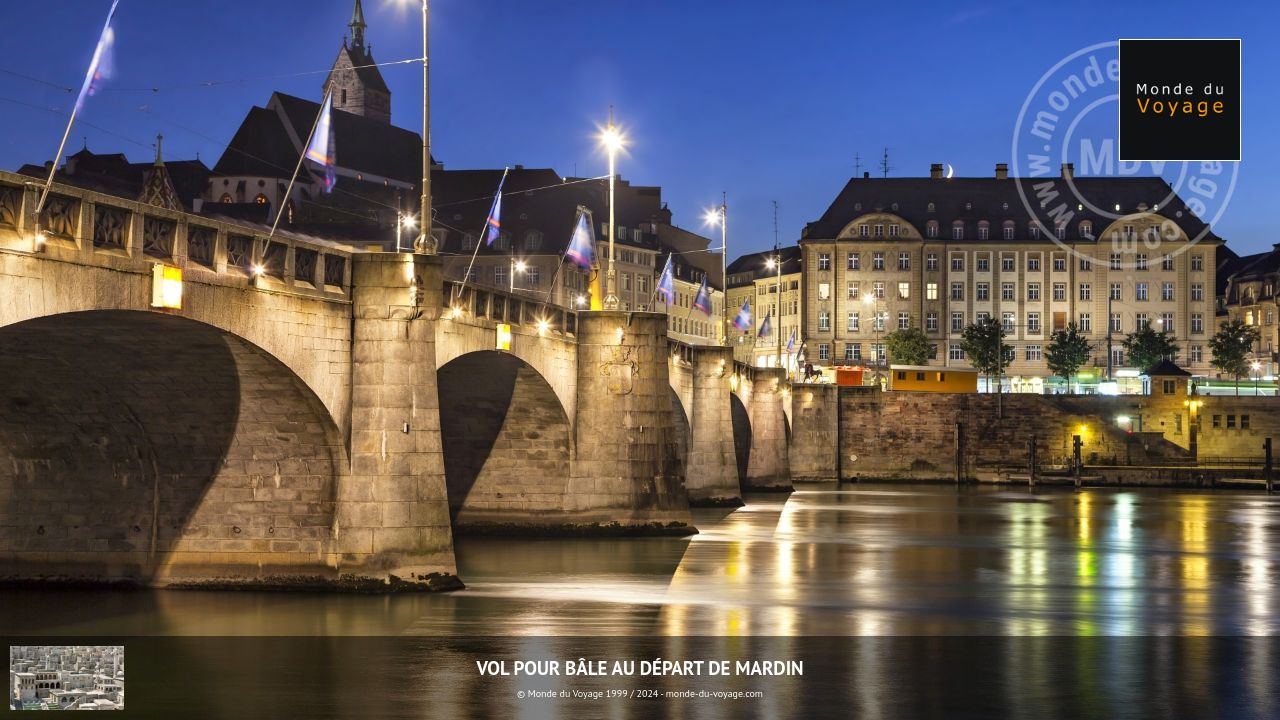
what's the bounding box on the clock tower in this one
[323,0,392,124]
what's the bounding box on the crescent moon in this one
[945,164,954,179]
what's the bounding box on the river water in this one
[5,484,1280,718]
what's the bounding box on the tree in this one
[1045,322,1093,391]
[884,327,931,366]
[1209,318,1261,395]
[1122,324,1179,373]
[960,318,1012,383]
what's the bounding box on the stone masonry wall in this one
[0,312,343,584]
[438,353,572,529]
[563,312,692,531]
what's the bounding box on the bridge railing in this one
[442,279,577,336]
[0,171,354,300]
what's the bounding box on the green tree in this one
[1209,318,1261,395]
[1122,324,1179,373]
[960,318,1012,383]
[884,327,931,366]
[1045,322,1093,391]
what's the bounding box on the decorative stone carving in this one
[93,205,128,249]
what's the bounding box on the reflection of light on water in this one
[1242,508,1272,635]
[1179,497,1210,635]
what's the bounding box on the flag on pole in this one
[566,210,595,269]
[757,310,772,339]
[304,93,336,193]
[483,174,506,245]
[74,0,121,113]
[656,256,674,306]
[692,276,712,315]
[732,301,752,332]
[786,329,796,353]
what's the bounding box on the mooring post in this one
[1028,434,1037,489]
[1265,437,1273,493]
[1073,434,1083,489]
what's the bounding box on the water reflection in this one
[4,485,1280,638]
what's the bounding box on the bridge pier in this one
[563,312,695,534]
[683,346,742,506]
[338,254,461,589]
[745,368,793,492]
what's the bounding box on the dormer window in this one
[952,221,964,240]
[1079,220,1093,238]
[977,221,990,240]
[1002,220,1015,240]
[926,220,938,238]
[927,202,936,213]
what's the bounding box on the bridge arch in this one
[436,350,572,530]
[0,310,346,583]
[730,393,752,485]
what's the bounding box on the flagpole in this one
[456,167,508,305]
[36,0,120,219]
[269,87,333,240]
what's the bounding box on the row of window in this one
[814,309,1209,336]
[855,219,1171,243]
[813,342,1213,367]
[817,279,1206,304]
[669,316,715,338]
[816,251,1206,273]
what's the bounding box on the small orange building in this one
[887,365,978,393]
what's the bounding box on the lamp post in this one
[599,112,625,311]
[863,292,883,386]
[705,200,728,344]
[1253,360,1262,396]
[397,212,417,252]
[418,0,432,252]
[511,259,525,293]
[767,255,783,371]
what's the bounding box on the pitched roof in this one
[802,174,1220,244]
[432,168,671,258]
[212,92,420,183]
[15,147,210,211]
[344,45,389,94]
[1143,359,1191,377]
[726,246,802,287]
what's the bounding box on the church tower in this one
[323,0,391,123]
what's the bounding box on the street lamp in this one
[396,212,417,252]
[766,255,783,371]
[392,0,434,251]
[704,201,727,344]
[511,259,526,293]
[862,292,883,386]
[1252,360,1262,396]
[598,113,626,311]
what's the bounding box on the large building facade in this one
[726,247,802,369]
[798,163,1224,391]
[1219,244,1280,381]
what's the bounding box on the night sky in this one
[2,0,1277,255]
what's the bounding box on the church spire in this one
[349,0,367,49]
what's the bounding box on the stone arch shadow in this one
[730,393,752,486]
[436,350,573,531]
[0,310,347,583]
[668,388,690,481]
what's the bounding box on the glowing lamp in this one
[496,323,512,351]
[151,264,183,309]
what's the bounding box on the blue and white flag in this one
[74,0,121,113]
[304,93,336,193]
[786,329,796,352]
[483,174,506,245]
[757,310,772,339]
[656,256,674,306]
[692,276,712,315]
[732,301,752,332]
[566,210,595,269]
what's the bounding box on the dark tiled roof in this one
[16,148,210,211]
[802,175,1220,244]
[726,246,802,287]
[657,249,722,291]
[432,168,670,258]
[1143,359,1191,377]
[212,93,420,183]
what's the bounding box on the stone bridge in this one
[0,172,790,591]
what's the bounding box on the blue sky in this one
[2,0,1277,255]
